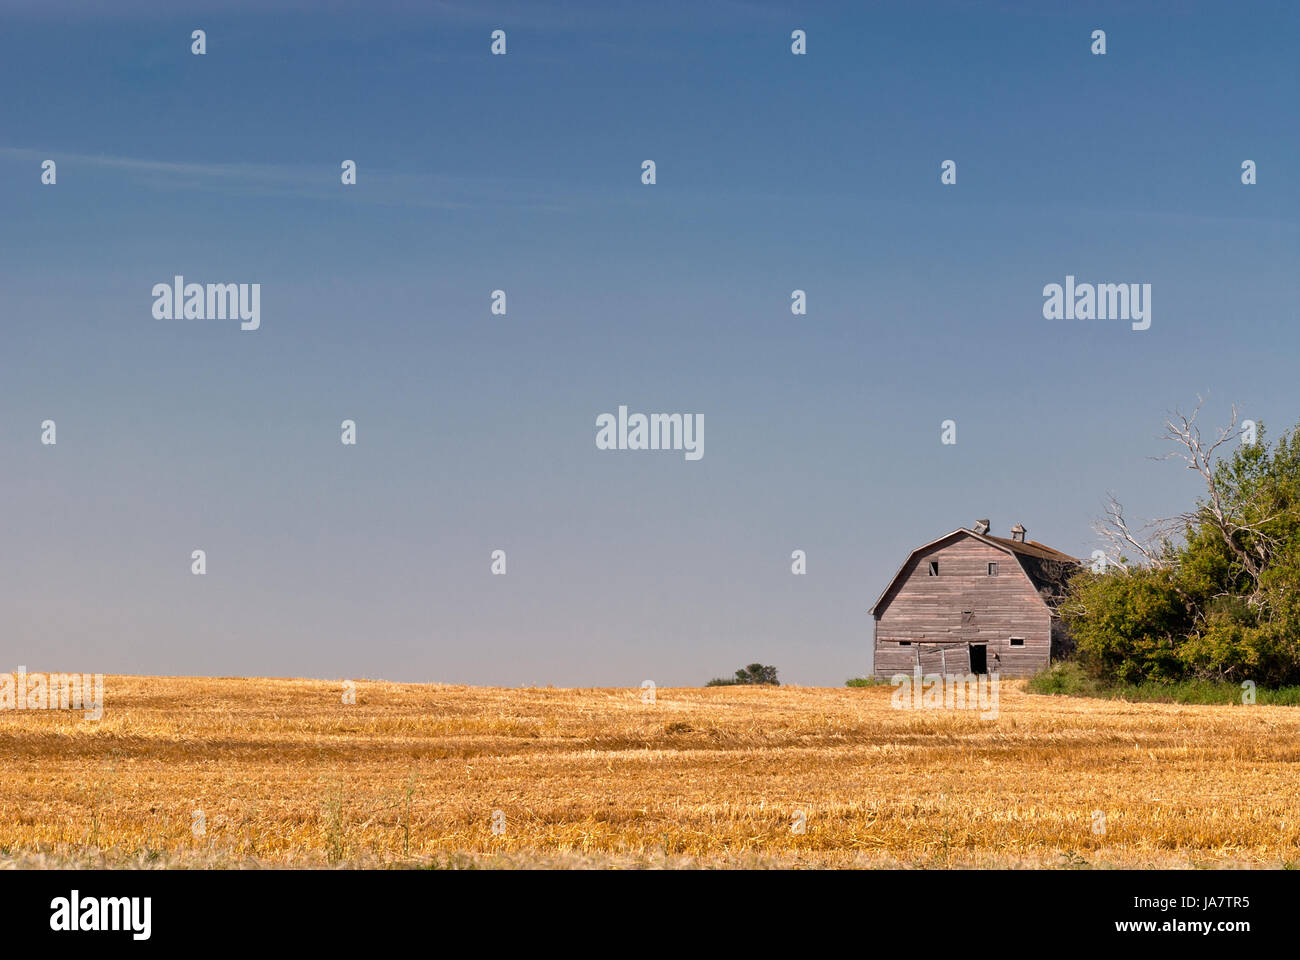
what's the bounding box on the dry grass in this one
[1,676,1298,868]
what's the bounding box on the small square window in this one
[899,640,912,646]
[1009,637,1025,647]
[928,561,939,576]
[988,562,998,576]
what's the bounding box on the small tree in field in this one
[706,663,779,686]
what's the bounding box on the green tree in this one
[706,663,779,686]
[1064,404,1300,686]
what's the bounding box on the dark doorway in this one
[969,644,987,675]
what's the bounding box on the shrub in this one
[1027,662,1099,697]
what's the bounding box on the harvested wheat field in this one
[2,675,1298,869]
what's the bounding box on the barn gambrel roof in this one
[869,528,1079,617]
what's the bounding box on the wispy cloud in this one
[0,146,574,212]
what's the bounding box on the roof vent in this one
[1011,523,1026,543]
[973,519,990,535]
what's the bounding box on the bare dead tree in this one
[1155,397,1287,602]
[1088,397,1284,597]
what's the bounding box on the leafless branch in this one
[1090,492,1173,573]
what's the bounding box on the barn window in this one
[898,641,912,646]
[1009,637,1025,647]
[928,561,939,576]
[961,610,974,626]
[988,562,998,576]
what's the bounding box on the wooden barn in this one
[870,521,1078,678]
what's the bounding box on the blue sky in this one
[1,0,1296,685]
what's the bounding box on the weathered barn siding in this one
[873,533,1053,678]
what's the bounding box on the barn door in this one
[917,645,945,674]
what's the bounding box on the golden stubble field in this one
[1,676,1298,868]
